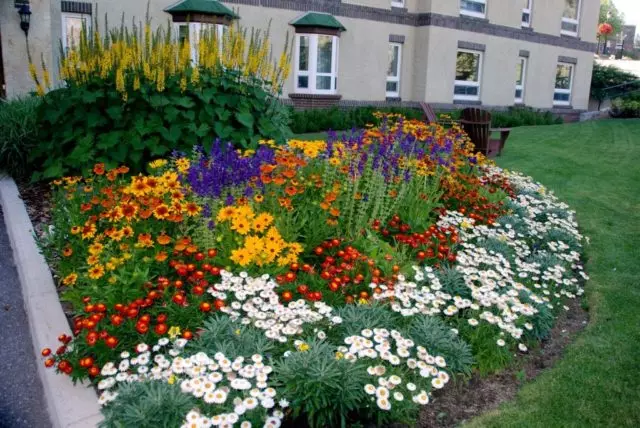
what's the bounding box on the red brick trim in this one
[289,93,342,109]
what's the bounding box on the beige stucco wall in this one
[2,0,598,109]
[423,26,594,110]
[1,0,61,98]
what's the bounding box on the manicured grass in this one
[468,119,640,427]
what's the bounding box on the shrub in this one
[406,316,475,375]
[491,106,563,128]
[590,63,640,104]
[30,21,292,180]
[273,339,369,427]
[100,381,197,428]
[0,97,40,179]
[611,94,640,118]
[289,106,423,134]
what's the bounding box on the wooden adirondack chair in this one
[420,102,459,127]
[420,102,438,124]
[459,108,511,157]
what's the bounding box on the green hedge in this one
[611,94,640,118]
[289,106,424,134]
[290,105,561,134]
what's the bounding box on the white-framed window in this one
[522,0,532,27]
[391,0,405,7]
[386,43,402,97]
[515,57,527,103]
[294,33,339,94]
[561,0,580,37]
[460,0,486,19]
[553,63,574,105]
[454,49,482,101]
[62,12,91,51]
[173,22,227,63]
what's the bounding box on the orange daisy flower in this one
[185,202,201,217]
[93,163,105,175]
[155,251,168,262]
[62,247,73,257]
[156,234,172,245]
[153,204,170,220]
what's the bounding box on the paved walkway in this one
[0,207,51,428]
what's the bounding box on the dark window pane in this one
[317,76,332,90]
[298,36,309,71]
[555,65,572,89]
[297,75,308,89]
[461,0,485,13]
[387,81,398,92]
[317,36,333,73]
[554,92,570,101]
[454,85,479,96]
[515,89,523,99]
[561,21,578,33]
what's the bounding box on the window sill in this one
[459,14,489,23]
[453,99,482,105]
[560,32,580,39]
[521,26,534,32]
[552,104,574,109]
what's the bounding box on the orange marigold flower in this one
[319,202,330,210]
[130,178,148,195]
[120,203,138,220]
[86,255,100,265]
[153,204,170,220]
[121,226,134,239]
[93,163,105,175]
[62,247,73,257]
[273,176,286,186]
[118,166,130,174]
[282,169,296,179]
[284,186,298,196]
[254,194,264,203]
[81,223,97,240]
[137,233,154,248]
[330,208,340,217]
[106,170,118,181]
[156,234,172,245]
[70,226,81,235]
[88,264,105,280]
[155,251,168,262]
[62,273,78,286]
[184,202,201,217]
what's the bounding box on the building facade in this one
[1,0,599,114]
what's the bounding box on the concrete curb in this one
[0,176,103,428]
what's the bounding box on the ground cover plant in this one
[36,115,589,427]
[29,19,292,180]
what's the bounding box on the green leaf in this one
[149,94,170,108]
[165,106,180,122]
[160,124,182,143]
[214,122,233,139]
[41,163,65,179]
[96,132,122,150]
[173,96,195,109]
[106,105,123,121]
[235,111,254,129]
[81,91,99,104]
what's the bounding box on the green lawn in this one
[467,119,640,427]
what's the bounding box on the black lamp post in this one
[18,4,31,37]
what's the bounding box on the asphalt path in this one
[0,207,51,428]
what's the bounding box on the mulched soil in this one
[15,182,590,426]
[16,181,52,238]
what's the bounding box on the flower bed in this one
[38,116,587,427]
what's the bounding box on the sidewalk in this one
[0,206,51,428]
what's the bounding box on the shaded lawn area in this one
[468,119,640,427]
